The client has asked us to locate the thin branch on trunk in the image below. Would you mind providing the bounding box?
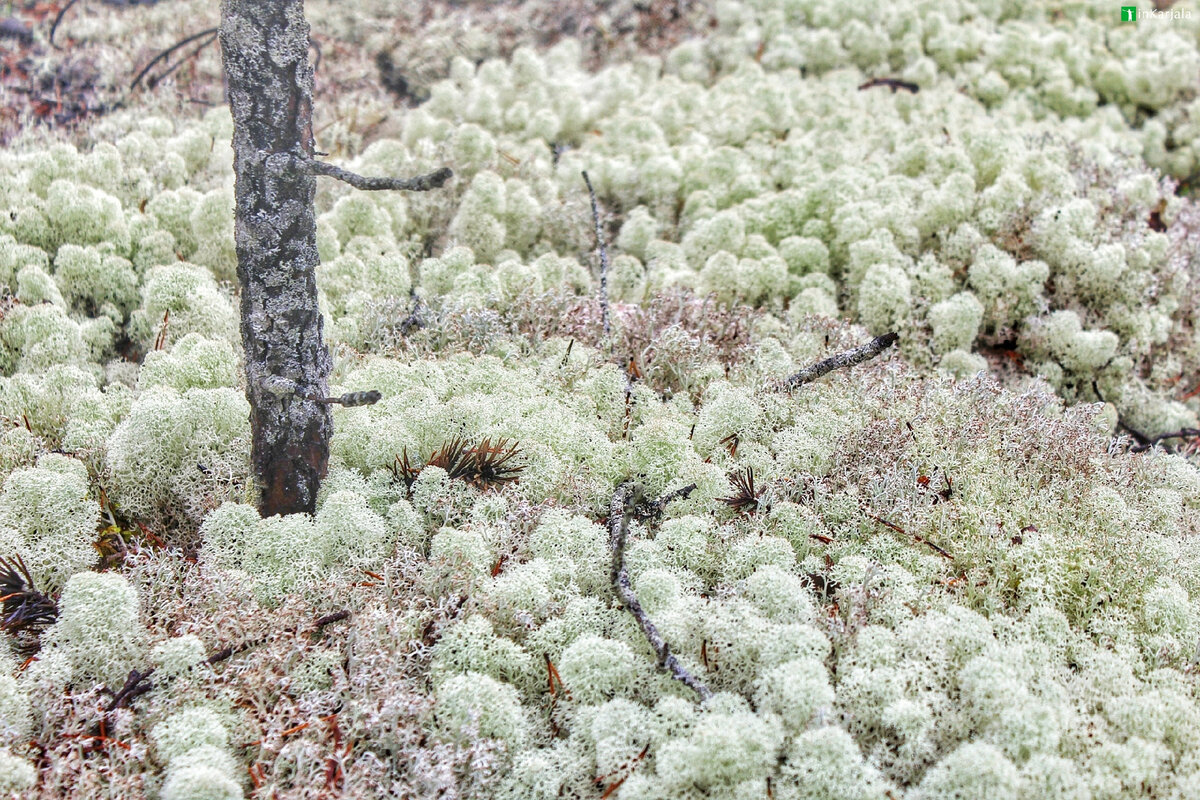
[300,158,453,192]
[778,332,898,392]
[609,481,712,701]
[581,171,612,342]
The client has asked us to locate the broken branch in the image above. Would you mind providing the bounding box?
[778,332,899,392]
[609,481,712,701]
[636,483,697,521]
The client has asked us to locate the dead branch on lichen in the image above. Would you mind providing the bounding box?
[858,77,919,94]
[1129,427,1200,453]
[609,481,712,701]
[130,27,219,91]
[101,609,351,714]
[635,483,697,521]
[778,332,899,392]
[47,0,81,50]
[581,170,612,342]
[867,513,953,560]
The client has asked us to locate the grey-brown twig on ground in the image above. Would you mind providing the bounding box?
[609,481,712,701]
[778,332,899,392]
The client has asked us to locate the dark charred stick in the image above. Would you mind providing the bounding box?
[300,158,452,192]
[48,0,80,50]
[858,77,919,94]
[105,609,350,713]
[146,32,219,90]
[131,27,220,91]
[581,171,612,342]
[779,332,898,392]
[398,295,424,335]
[313,609,350,628]
[609,481,712,701]
[207,608,352,667]
[104,668,155,712]
[1130,427,1200,453]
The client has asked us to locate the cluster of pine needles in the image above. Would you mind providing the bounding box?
[389,436,525,493]
[0,553,57,657]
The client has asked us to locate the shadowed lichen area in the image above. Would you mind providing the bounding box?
[0,0,1195,797]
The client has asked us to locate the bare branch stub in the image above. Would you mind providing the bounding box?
[778,332,899,392]
[609,481,712,701]
[302,158,452,192]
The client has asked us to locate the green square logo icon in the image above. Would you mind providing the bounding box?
[1120,5,1137,21]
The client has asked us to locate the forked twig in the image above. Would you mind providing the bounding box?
[130,27,220,92]
[778,332,899,391]
[609,481,711,701]
[103,609,350,713]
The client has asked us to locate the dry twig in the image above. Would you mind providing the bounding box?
[1129,427,1200,453]
[635,483,697,520]
[48,0,81,50]
[778,332,898,392]
[868,514,953,560]
[609,481,712,700]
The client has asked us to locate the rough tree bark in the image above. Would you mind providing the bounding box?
[220,1,449,516]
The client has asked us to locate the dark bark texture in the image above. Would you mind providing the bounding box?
[220,0,331,516]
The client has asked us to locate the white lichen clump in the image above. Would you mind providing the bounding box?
[0,0,1192,796]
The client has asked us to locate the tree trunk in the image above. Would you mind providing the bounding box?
[220,0,331,516]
